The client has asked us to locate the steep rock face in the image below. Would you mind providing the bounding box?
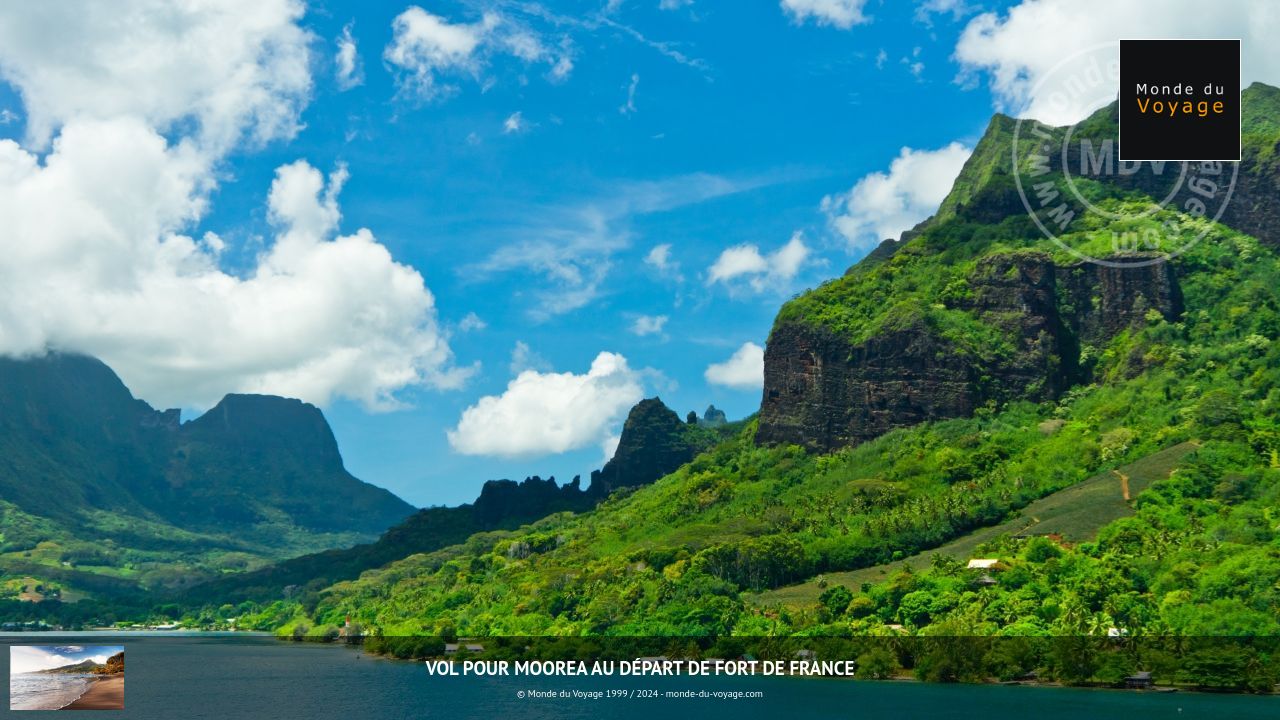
[757,321,980,452]
[1057,259,1184,344]
[758,253,1181,452]
[590,397,697,494]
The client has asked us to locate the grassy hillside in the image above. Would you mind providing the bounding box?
[0,355,414,600]
[753,441,1198,607]
[260,213,1279,637]
[232,88,1280,656]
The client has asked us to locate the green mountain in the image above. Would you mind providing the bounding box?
[0,353,414,596]
[252,84,1280,672]
[180,397,739,606]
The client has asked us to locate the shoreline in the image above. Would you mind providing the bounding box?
[62,675,123,710]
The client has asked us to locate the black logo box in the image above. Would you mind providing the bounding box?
[1119,39,1240,162]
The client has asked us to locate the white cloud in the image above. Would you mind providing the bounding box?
[705,342,764,390]
[707,231,810,292]
[384,5,573,103]
[10,646,121,675]
[0,1,469,411]
[874,49,888,70]
[0,0,311,153]
[384,6,491,102]
[822,142,971,251]
[0,109,17,124]
[600,433,622,466]
[335,22,364,91]
[448,352,644,458]
[914,0,977,24]
[457,312,487,332]
[503,111,524,133]
[955,0,1280,125]
[620,73,639,115]
[659,0,694,9]
[508,340,549,375]
[901,46,924,80]
[550,54,575,82]
[645,244,673,271]
[629,314,668,336]
[780,0,870,29]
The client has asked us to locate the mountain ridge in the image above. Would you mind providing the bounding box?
[0,352,414,593]
[239,84,1280,657]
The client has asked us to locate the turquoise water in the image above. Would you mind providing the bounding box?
[1,635,1276,719]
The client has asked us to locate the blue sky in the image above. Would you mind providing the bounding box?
[4,1,1274,509]
[292,0,1014,505]
[0,0,1016,507]
[10,646,123,674]
[30,0,1270,508]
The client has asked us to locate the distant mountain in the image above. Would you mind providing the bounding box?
[0,353,414,594]
[38,659,103,674]
[183,397,741,605]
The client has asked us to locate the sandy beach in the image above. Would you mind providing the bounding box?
[64,676,123,710]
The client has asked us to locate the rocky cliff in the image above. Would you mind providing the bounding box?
[752,85,1280,454]
[589,397,701,495]
[759,252,1182,453]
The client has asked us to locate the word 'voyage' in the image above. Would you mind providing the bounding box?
[1133,82,1228,118]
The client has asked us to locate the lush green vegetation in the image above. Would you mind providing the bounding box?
[13,84,1280,695]
[235,90,1280,683]
[0,357,413,599]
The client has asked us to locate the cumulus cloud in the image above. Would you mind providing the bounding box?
[503,111,524,134]
[334,22,364,91]
[0,1,469,411]
[822,143,971,251]
[448,352,644,458]
[780,0,870,29]
[0,0,311,153]
[955,0,1280,125]
[384,6,491,102]
[707,232,810,292]
[629,315,668,336]
[705,342,764,390]
[384,5,573,103]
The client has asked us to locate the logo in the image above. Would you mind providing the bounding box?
[1012,42,1238,268]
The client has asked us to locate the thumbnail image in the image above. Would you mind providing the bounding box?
[9,646,124,711]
